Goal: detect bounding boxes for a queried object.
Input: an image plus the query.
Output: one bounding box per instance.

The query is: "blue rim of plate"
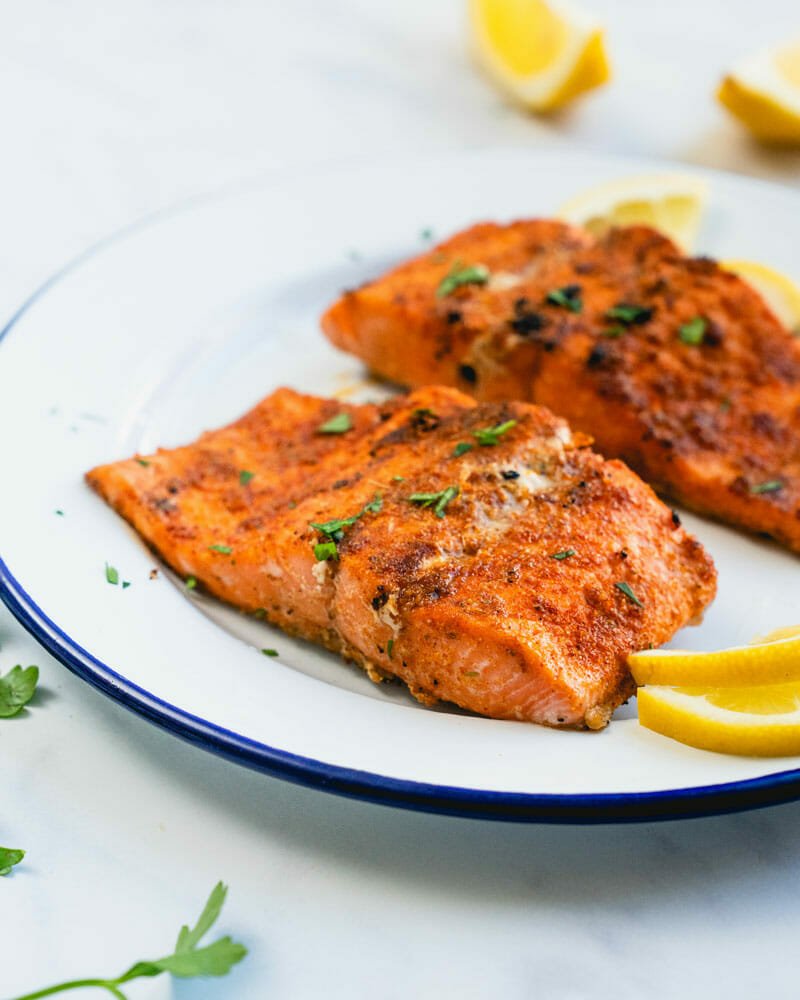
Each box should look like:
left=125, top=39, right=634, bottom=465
left=3, top=171, right=800, bottom=825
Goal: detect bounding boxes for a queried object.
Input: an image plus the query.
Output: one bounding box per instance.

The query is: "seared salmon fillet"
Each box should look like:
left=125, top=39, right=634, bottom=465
left=322, top=222, right=800, bottom=553
left=87, top=385, right=716, bottom=729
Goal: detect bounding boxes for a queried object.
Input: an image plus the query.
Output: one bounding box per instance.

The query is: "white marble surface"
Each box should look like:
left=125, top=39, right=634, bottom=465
left=2, top=1, right=800, bottom=997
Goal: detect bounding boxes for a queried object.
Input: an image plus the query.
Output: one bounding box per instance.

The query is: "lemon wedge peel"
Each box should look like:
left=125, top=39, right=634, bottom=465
left=557, top=174, right=708, bottom=251
left=629, top=629, right=800, bottom=688
left=720, top=258, right=800, bottom=334
left=717, top=41, right=800, bottom=145
left=469, top=0, right=611, bottom=113
left=638, top=684, right=800, bottom=757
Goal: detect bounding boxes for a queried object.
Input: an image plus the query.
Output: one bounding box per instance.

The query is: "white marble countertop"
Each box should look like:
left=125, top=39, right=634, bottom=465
left=3, top=1, right=800, bottom=997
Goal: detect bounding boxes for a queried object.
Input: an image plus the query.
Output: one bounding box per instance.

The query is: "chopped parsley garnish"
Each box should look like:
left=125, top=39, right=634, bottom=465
left=261, top=648, right=279, bottom=657
left=420, top=227, right=434, bottom=242
left=408, top=486, right=459, bottom=518
left=208, top=544, right=233, bottom=555
left=0, top=664, right=38, bottom=718
left=318, top=412, right=353, bottom=434
left=603, top=324, right=626, bottom=338
left=135, top=458, right=150, bottom=467
left=0, top=846, right=25, bottom=876
left=463, top=670, right=479, bottom=678
left=252, top=607, right=267, bottom=618
left=437, top=263, right=490, bottom=298
left=54, top=509, right=64, bottom=516
left=615, top=581, right=644, bottom=608
left=105, top=563, right=119, bottom=585
left=122, top=581, right=131, bottom=589
left=453, top=441, right=474, bottom=457
left=185, top=576, right=198, bottom=590
left=362, top=494, right=384, bottom=515
left=605, top=303, right=654, bottom=325
left=552, top=549, right=576, bottom=560
left=750, top=479, right=784, bottom=494
left=679, top=316, right=707, bottom=345
left=546, top=284, right=582, bottom=313
left=387, top=639, right=395, bottom=659
left=720, top=396, right=732, bottom=412
left=313, top=541, right=339, bottom=562
left=310, top=494, right=383, bottom=560
left=239, top=470, right=254, bottom=486
left=473, top=419, right=517, bottom=446
left=392, top=475, right=406, bottom=481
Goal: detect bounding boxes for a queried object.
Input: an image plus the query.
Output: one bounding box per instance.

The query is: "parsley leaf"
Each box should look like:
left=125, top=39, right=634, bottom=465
left=310, top=494, right=382, bottom=560
left=679, top=316, right=707, bottom=345
left=605, top=303, right=654, bottom=325
left=551, top=549, right=576, bottom=560
left=12, top=882, right=247, bottom=997
left=408, top=485, right=459, bottom=518
left=261, top=648, right=279, bottom=657
left=185, top=576, right=198, bottom=590
left=546, top=285, right=582, bottom=313
left=239, top=470, right=254, bottom=486
left=453, top=442, right=474, bottom=457
left=135, top=458, right=150, bottom=467
left=0, top=847, right=25, bottom=876
left=313, top=541, right=339, bottom=562
left=318, top=412, right=353, bottom=434
left=0, top=665, right=39, bottom=718
left=750, top=479, right=784, bottom=494
left=437, top=263, right=490, bottom=298
left=473, top=419, right=517, bottom=446
left=387, top=639, right=394, bottom=659
left=105, top=563, right=119, bottom=585
left=615, top=582, right=644, bottom=608
left=208, top=544, right=233, bottom=555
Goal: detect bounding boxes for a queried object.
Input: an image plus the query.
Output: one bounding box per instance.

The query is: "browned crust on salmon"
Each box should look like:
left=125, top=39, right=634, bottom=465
left=322, top=221, right=800, bottom=553
left=87, top=386, right=716, bottom=729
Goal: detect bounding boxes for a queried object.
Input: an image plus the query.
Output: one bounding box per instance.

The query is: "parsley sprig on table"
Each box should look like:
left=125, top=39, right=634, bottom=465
left=10, top=882, right=246, bottom=999
left=0, top=846, right=25, bottom=876
left=0, top=664, right=39, bottom=717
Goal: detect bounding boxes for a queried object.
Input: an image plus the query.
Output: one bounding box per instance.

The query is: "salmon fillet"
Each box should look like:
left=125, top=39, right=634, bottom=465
left=322, top=222, right=800, bottom=553
left=87, top=386, right=715, bottom=729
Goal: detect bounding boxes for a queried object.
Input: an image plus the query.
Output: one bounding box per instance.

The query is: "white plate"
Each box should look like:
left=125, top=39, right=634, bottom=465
left=2, top=149, right=799, bottom=822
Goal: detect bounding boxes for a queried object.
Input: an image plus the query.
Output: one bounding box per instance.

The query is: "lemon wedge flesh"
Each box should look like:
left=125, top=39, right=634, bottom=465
left=558, top=174, right=707, bottom=251
left=629, top=626, right=800, bottom=687
left=638, top=683, right=800, bottom=757
left=720, top=259, right=800, bottom=335
left=469, top=0, right=610, bottom=112
left=717, top=39, right=800, bottom=144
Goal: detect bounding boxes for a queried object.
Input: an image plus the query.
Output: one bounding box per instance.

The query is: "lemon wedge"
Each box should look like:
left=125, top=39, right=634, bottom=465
left=469, top=0, right=611, bottom=113
left=558, top=174, right=708, bottom=251
left=629, top=626, right=800, bottom=688
left=720, top=259, right=800, bottom=334
left=717, top=39, right=800, bottom=144
left=638, top=683, right=800, bottom=757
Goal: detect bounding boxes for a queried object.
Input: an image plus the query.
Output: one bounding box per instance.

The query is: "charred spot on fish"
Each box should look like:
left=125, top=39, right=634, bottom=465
left=410, top=408, right=440, bottom=432
left=153, top=497, right=177, bottom=512
left=703, top=319, right=724, bottom=347
left=573, top=262, right=596, bottom=275
left=509, top=311, right=546, bottom=336
left=378, top=411, right=392, bottom=422
left=501, top=470, right=520, bottom=480
left=619, top=549, right=628, bottom=560
left=459, top=363, right=478, bottom=384
left=671, top=510, right=682, bottom=527
left=371, top=585, right=389, bottom=611
left=587, top=345, right=608, bottom=369
left=332, top=478, right=350, bottom=490
left=445, top=309, right=462, bottom=325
